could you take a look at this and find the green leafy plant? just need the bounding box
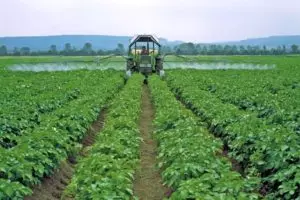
[63,74,143,199]
[166,69,300,199]
[0,70,123,199]
[149,76,260,199]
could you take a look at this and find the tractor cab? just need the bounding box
[126,35,164,80]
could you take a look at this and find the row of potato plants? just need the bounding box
[63,74,143,199]
[167,69,300,135]
[0,70,123,199]
[149,76,260,199]
[166,72,300,199]
[0,70,106,148]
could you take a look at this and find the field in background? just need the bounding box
[0,55,299,72]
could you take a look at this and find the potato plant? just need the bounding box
[149,76,260,199]
[0,70,123,199]
[63,74,143,199]
[166,70,300,199]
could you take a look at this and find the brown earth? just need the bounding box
[24,108,107,200]
[81,108,107,147]
[133,85,169,200]
[24,161,74,200]
[221,144,244,176]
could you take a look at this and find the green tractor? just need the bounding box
[125,35,165,82]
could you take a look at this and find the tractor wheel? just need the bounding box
[143,75,148,85]
[155,57,163,74]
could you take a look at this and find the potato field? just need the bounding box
[0,56,299,200]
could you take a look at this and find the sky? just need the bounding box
[0,0,299,42]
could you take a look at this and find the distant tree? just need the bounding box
[239,45,246,55]
[65,43,72,51]
[232,45,239,55]
[49,44,57,55]
[72,46,78,55]
[0,45,7,56]
[201,46,208,55]
[96,49,105,55]
[30,51,39,56]
[270,48,277,55]
[173,46,178,53]
[175,48,182,55]
[291,44,299,54]
[262,45,268,55]
[177,42,197,55]
[246,45,252,55]
[282,45,287,54]
[252,45,260,55]
[80,42,93,55]
[223,45,232,55]
[161,45,172,54]
[274,46,281,55]
[208,45,217,55]
[20,47,31,56]
[216,45,223,55]
[116,43,125,55]
[195,44,202,54]
[13,47,20,56]
[63,43,72,55]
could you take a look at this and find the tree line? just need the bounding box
[0,43,126,56]
[0,42,299,56]
[165,43,300,55]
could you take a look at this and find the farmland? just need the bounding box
[0,55,299,200]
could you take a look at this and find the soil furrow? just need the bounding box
[133,85,168,200]
[24,108,107,200]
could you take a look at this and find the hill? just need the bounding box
[0,35,182,52]
[223,35,300,47]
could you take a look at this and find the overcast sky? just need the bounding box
[1,0,299,42]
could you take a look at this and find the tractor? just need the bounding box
[125,35,165,83]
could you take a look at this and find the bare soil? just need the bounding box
[24,108,107,200]
[221,144,244,176]
[24,161,74,200]
[133,85,169,200]
[82,108,107,147]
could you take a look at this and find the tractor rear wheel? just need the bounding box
[155,57,163,74]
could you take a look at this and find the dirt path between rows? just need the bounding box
[133,85,168,200]
[25,108,107,200]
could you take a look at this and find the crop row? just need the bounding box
[0,71,82,137]
[166,73,300,199]
[63,74,143,199]
[0,70,123,199]
[167,70,300,135]
[149,76,260,199]
[0,71,118,148]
